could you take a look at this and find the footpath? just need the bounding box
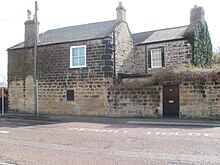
[1,112,220,127]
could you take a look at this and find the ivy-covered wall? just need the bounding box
[184,6,213,67]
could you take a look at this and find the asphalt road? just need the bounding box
[0,117,220,165]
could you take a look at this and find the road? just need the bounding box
[0,117,220,165]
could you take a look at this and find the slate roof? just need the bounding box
[132,26,188,45]
[9,20,117,49]
[9,20,188,50]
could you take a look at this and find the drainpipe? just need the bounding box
[145,45,148,75]
[113,27,116,79]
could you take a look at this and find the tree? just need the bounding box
[213,46,220,64]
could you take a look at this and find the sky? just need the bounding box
[0,0,219,81]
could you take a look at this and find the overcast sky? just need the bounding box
[0,0,219,80]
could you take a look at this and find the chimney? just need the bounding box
[116,2,126,22]
[24,10,39,47]
[190,5,205,23]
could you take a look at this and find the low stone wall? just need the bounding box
[180,82,220,119]
[107,70,220,119]
[107,80,162,117]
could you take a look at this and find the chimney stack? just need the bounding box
[24,10,39,47]
[116,2,126,22]
[190,5,205,23]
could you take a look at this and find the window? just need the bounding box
[148,47,165,69]
[70,45,86,68]
[151,48,162,68]
[67,90,74,101]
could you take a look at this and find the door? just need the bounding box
[163,85,179,118]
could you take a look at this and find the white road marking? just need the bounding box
[66,127,219,138]
[17,123,29,126]
[0,131,9,134]
[67,128,78,131]
[67,127,127,134]
[146,131,220,137]
[0,161,15,165]
[1,122,12,124]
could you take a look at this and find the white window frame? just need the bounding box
[151,48,162,68]
[70,45,86,68]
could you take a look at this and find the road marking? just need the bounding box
[0,161,15,165]
[1,122,12,124]
[146,131,220,137]
[67,127,128,134]
[66,128,219,138]
[0,131,9,134]
[17,123,29,126]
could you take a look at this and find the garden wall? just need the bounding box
[108,68,220,119]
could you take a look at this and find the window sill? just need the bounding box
[69,65,87,69]
[68,66,88,71]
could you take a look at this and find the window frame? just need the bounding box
[148,47,165,69]
[151,48,163,69]
[70,45,86,68]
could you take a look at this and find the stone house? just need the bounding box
[7,3,220,119]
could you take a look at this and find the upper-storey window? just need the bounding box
[70,45,86,68]
[148,47,165,69]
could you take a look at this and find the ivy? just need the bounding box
[184,19,213,67]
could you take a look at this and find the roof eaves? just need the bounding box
[135,37,186,46]
[7,42,26,51]
[38,36,110,47]
[8,36,111,50]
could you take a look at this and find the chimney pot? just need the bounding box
[27,9,32,21]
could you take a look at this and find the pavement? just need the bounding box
[1,112,220,127]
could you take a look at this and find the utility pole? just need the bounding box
[34,1,39,116]
[1,87,4,115]
[0,74,5,115]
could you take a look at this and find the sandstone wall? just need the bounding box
[180,82,220,119]
[8,76,34,113]
[8,48,35,113]
[108,75,220,119]
[8,38,114,115]
[36,39,113,115]
[108,83,162,117]
[114,22,134,75]
[132,40,192,74]
[132,45,146,74]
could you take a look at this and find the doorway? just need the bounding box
[163,85,179,118]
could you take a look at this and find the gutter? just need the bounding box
[135,38,186,46]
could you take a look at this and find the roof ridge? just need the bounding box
[44,19,117,33]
